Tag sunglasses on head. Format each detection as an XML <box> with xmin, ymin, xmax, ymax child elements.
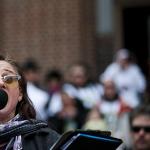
<box><xmin>131</xmin><ymin>126</ymin><xmax>150</xmax><ymax>133</ymax></box>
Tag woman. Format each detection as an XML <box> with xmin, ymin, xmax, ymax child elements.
<box><xmin>0</xmin><ymin>55</ymin><xmax>60</xmax><ymax>150</ymax></box>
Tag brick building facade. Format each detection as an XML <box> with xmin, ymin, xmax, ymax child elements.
<box><xmin>0</xmin><ymin>0</ymin><xmax>150</xmax><ymax>83</ymax></box>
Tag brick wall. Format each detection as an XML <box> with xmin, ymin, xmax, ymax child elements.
<box><xmin>1</xmin><ymin>1</ymin><xmax>149</xmax><ymax>83</ymax></box>
<box><xmin>0</xmin><ymin>0</ymin><xmax>100</xmax><ymax>82</ymax></box>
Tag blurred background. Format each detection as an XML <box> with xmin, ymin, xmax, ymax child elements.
<box><xmin>1</xmin><ymin>1</ymin><xmax>150</xmax><ymax>149</ymax></box>
<box><xmin>0</xmin><ymin>0</ymin><xmax>150</xmax><ymax>81</ymax></box>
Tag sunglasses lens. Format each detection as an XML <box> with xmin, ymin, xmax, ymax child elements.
<box><xmin>5</xmin><ymin>77</ymin><xmax>14</xmax><ymax>84</ymax></box>
<box><xmin>132</xmin><ymin>126</ymin><xmax>150</xmax><ymax>133</ymax></box>
<box><xmin>145</xmin><ymin>127</ymin><xmax>150</xmax><ymax>132</ymax></box>
<box><xmin>132</xmin><ymin>127</ymin><xmax>141</xmax><ymax>132</ymax></box>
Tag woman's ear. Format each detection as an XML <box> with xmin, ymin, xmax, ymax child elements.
<box><xmin>18</xmin><ymin>88</ymin><xmax>23</xmax><ymax>102</ymax></box>
<box><xmin>18</xmin><ymin>93</ymin><xmax>23</xmax><ymax>102</ymax></box>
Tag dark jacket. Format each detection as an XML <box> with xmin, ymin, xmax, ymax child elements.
<box><xmin>0</xmin><ymin>119</ymin><xmax>60</xmax><ymax>150</ymax></box>
<box><xmin>22</xmin><ymin>126</ymin><xmax>60</xmax><ymax>150</ymax></box>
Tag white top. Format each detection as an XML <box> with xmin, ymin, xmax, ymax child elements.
<box><xmin>100</xmin><ymin>63</ymin><xmax>146</xmax><ymax>107</ymax></box>
<box><xmin>47</xmin><ymin>92</ymin><xmax>63</xmax><ymax>116</ymax></box>
<box><xmin>101</xmin><ymin>63</ymin><xmax>146</xmax><ymax>92</ymax></box>
<box><xmin>27</xmin><ymin>82</ymin><xmax>49</xmax><ymax>120</ymax></box>
<box><xmin>63</xmin><ymin>83</ymin><xmax>104</xmax><ymax>109</ymax></box>
<box><xmin>98</xmin><ymin>100</ymin><xmax>120</xmax><ymax>115</ymax></box>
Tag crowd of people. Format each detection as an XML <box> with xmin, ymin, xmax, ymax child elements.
<box><xmin>0</xmin><ymin>48</ymin><xmax>149</xmax><ymax>150</ymax></box>
<box><xmin>18</xmin><ymin>48</ymin><xmax>149</xmax><ymax>149</ymax></box>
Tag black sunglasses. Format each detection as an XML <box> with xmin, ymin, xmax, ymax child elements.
<box><xmin>131</xmin><ymin>126</ymin><xmax>150</xmax><ymax>133</ymax></box>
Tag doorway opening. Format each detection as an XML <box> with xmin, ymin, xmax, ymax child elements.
<box><xmin>123</xmin><ymin>6</ymin><xmax>150</xmax><ymax>79</ymax></box>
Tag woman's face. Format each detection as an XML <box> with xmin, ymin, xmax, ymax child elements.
<box><xmin>0</xmin><ymin>61</ymin><xmax>22</xmax><ymax>123</ymax></box>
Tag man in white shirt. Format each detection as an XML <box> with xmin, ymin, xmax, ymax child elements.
<box><xmin>22</xmin><ymin>58</ymin><xmax>49</xmax><ymax>120</ymax></box>
<box><xmin>100</xmin><ymin>49</ymin><xmax>146</xmax><ymax>108</ymax></box>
